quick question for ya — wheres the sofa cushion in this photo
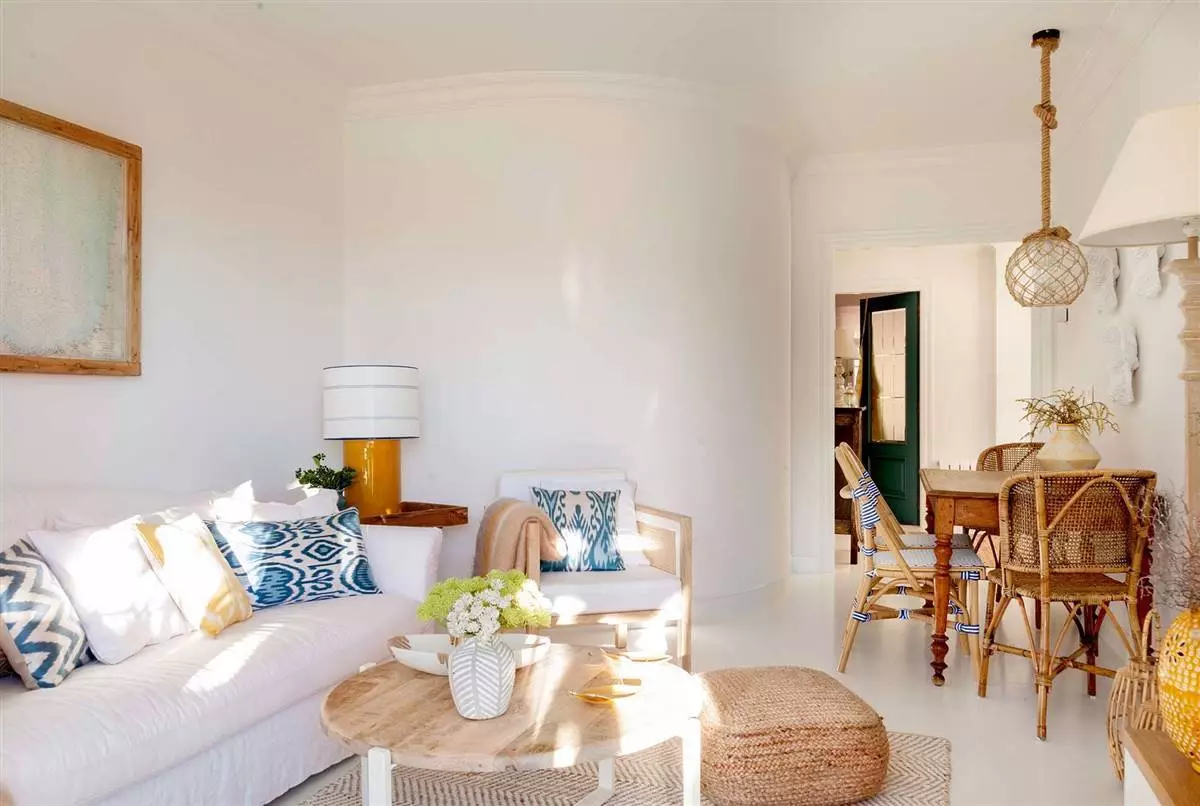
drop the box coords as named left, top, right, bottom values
left=28, top=519, right=191, bottom=664
left=497, top=470, right=648, bottom=566
left=0, top=539, right=91, bottom=689
left=207, top=509, right=380, bottom=610
left=0, top=592, right=420, bottom=806
left=136, top=517, right=253, bottom=637
left=539, top=565, right=682, bottom=617
left=533, top=488, right=625, bottom=573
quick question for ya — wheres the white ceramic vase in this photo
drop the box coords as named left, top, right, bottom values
left=1037, top=423, right=1101, bottom=471
left=448, top=636, right=516, bottom=720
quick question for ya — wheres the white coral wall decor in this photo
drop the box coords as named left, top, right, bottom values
left=1126, top=245, right=1165, bottom=299
left=1085, top=247, right=1120, bottom=314
left=1102, top=322, right=1140, bottom=405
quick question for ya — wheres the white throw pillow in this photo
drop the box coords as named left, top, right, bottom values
left=52, top=482, right=257, bottom=531
left=28, top=519, right=191, bottom=664
left=210, top=488, right=340, bottom=522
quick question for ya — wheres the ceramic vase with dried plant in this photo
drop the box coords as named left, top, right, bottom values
left=1018, top=388, right=1119, bottom=470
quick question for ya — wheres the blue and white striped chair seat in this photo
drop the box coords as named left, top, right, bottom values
left=895, top=532, right=974, bottom=550
left=871, top=547, right=987, bottom=571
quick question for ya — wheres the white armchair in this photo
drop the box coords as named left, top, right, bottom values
left=489, top=470, right=693, bottom=671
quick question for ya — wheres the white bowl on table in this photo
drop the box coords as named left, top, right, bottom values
left=388, top=633, right=551, bottom=676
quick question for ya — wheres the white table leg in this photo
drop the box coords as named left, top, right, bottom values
left=681, top=716, right=701, bottom=806
left=362, top=747, right=392, bottom=806
left=574, top=757, right=615, bottom=806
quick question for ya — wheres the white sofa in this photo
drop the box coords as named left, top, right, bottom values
left=0, top=485, right=442, bottom=806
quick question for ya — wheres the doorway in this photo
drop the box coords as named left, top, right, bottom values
left=860, top=292, right=921, bottom=524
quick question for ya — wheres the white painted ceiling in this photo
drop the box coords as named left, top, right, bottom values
left=199, top=0, right=1171, bottom=156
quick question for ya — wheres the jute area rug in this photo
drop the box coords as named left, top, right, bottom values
left=299, top=731, right=950, bottom=806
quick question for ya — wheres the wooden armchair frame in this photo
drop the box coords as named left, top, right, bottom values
left=521, top=504, right=693, bottom=672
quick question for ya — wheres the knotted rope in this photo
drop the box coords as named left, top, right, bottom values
left=1033, top=33, right=1059, bottom=234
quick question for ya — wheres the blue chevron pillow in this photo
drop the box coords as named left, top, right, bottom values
left=532, top=488, right=625, bottom=572
left=0, top=539, right=91, bottom=689
left=206, top=508, right=379, bottom=610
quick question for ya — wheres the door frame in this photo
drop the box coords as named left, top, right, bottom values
left=859, top=291, right=921, bottom=524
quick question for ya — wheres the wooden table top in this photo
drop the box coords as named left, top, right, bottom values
left=1123, top=728, right=1200, bottom=806
left=919, top=468, right=1015, bottom=498
left=321, top=644, right=699, bottom=773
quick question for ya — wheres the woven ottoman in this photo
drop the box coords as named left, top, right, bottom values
left=696, top=667, right=889, bottom=806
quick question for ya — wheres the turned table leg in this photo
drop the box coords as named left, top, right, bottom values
left=930, top=495, right=955, bottom=686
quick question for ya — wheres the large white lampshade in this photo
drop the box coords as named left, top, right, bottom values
left=322, top=365, right=420, bottom=440
left=1080, top=103, right=1200, bottom=247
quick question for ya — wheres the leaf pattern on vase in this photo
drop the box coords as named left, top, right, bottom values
left=531, top=488, right=624, bottom=572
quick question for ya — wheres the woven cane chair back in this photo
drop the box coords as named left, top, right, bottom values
left=998, top=470, right=1156, bottom=577
left=976, top=442, right=1043, bottom=472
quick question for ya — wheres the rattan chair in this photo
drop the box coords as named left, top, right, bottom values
left=835, top=443, right=986, bottom=675
left=973, top=442, right=1043, bottom=559
left=836, top=444, right=972, bottom=552
left=978, top=470, right=1156, bottom=740
left=976, top=442, right=1044, bottom=473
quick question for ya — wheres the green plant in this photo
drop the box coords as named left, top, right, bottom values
left=417, top=570, right=552, bottom=632
left=294, top=453, right=356, bottom=492
left=1019, top=387, right=1120, bottom=441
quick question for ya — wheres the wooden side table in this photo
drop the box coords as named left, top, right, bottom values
left=360, top=502, right=468, bottom=529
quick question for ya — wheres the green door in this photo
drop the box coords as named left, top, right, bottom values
left=860, top=292, right=920, bottom=524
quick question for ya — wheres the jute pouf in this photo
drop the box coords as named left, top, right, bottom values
left=697, top=667, right=889, bottom=806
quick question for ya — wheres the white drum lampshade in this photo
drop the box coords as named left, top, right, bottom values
left=323, top=365, right=420, bottom=440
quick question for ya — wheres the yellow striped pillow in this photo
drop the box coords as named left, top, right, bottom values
left=137, top=516, right=252, bottom=637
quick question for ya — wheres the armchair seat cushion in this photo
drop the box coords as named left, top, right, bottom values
left=540, top=565, right=682, bottom=618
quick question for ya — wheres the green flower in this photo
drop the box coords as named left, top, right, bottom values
left=417, top=570, right=551, bottom=629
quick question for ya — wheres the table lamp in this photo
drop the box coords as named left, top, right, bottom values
left=1080, top=102, right=1199, bottom=506
left=323, top=365, right=420, bottom=518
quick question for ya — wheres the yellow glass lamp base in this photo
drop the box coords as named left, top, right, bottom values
left=1158, top=609, right=1200, bottom=773
left=342, top=439, right=401, bottom=519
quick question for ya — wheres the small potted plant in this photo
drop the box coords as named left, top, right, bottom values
left=294, top=453, right=356, bottom=509
left=1018, top=387, right=1120, bottom=470
left=417, top=571, right=552, bottom=720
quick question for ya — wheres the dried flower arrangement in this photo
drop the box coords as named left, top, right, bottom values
left=1018, top=387, right=1120, bottom=441
left=1151, top=492, right=1200, bottom=612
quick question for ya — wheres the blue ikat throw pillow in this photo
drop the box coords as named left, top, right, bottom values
left=206, top=508, right=379, bottom=610
left=532, top=488, right=625, bottom=572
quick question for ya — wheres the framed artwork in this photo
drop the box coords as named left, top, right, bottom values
left=0, top=98, right=142, bottom=375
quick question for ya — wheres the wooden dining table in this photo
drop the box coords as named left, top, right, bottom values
left=918, top=467, right=1014, bottom=686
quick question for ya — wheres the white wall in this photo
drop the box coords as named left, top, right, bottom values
left=833, top=245, right=997, bottom=474
left=0, top=5, right=345, bottom=499
left=1051, top=245, right=1187, bottom=492
left=791, top=144, right=1032, bottom=570
left=342, top=78, right=792, bottom=597
left=993, top=242, right=1035, bottom=443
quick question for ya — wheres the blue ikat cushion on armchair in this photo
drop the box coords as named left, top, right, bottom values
left=531, top=488, right=625, bottom=572
left=206, top=508, right=379, bottom=610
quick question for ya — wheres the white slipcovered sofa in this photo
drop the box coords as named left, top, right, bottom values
left=0, top=485, right=442, bottom=806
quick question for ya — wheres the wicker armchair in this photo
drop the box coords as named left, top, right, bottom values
left=976, top=442, right=1044, bottom=473
left=834, top=444, right=985, bottom=675
left=978, top=470, right=1156, bottom=740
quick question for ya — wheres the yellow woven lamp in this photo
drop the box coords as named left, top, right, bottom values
left=1005, top=29, right=1088, bottom=308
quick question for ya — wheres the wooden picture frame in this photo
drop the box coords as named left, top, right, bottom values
left=0, top=98, right=142, bottom=376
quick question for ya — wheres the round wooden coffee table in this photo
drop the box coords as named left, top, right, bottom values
left=321, top=644, right=701, bottom=806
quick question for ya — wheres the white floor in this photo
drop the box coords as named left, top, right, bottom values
left=274, top=566, right=1127, bottom=806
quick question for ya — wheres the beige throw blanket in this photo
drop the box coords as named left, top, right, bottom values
left=473, top=498, right=563, bottom=581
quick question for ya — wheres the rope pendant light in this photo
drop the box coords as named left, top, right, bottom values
left=1005, top=28, right=1087, bottom=307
